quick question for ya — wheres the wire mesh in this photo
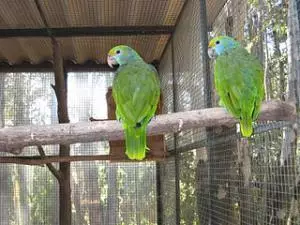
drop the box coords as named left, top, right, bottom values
left=0, top=72, right=157, bottom=225
left=158, top=0, right=300, bottom=225
left=0, top=0, right=299, bottom=224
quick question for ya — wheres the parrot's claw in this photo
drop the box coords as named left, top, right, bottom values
left=146, top=146, right=150, bottom=152
left=149, top=115, right=156, bottom=123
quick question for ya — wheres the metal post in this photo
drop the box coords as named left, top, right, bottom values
left=198, top=0, right=212, bottom=224
left=156, top=163, right=163, bottom=225
left=171, top=38, right=181, bottom=225
left=198, top=0, right=212, bottom=108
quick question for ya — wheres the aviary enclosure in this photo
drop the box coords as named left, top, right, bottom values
left=0, top=0, right=298, bottom=224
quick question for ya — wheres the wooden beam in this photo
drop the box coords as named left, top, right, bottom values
left=0, top=61, right=113, bottom=72
left=0, top=100, right=296, bottom=154
left=0, top=60, right=160, bottom=72
left=0, top=26, right=174, bottom=38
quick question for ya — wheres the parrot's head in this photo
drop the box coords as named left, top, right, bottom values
left=107, top=45, right=142, bottom=68
left=208, top=36, right=240, bottom=58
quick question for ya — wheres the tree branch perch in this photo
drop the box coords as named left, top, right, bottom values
left=0, top=100, right=295, bottom=154
left=0, top=154, right=165, bottom=165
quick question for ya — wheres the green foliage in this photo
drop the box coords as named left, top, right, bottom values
left=245, top=0, right=288, bottom=100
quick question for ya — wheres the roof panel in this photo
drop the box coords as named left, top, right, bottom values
left=207, top=0, right=227, bottom=28
left=0, top=0, right=44, bottom=28
left=0, top=38, right=52, bottom=64
left=0, top=35, right=169, bottom=65
left=0, top=0, right=227, bottom=66
left=58, top=35, right=170, bottom=64
left=40, top=0, right=186, bottom=27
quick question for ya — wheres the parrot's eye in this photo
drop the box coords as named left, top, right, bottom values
left=216, top=40, right=220, bottom=45
left=116, top=50, right=121, bottom=54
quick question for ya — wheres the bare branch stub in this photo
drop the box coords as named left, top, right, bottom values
left=37, top=145, right=61, bottom=180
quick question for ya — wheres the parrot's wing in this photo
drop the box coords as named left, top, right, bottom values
left=214, top=47, right=264, bottom=121
left=112, top=62, right=160, bottom=127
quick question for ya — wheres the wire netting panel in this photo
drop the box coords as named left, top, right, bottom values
left=172, top=0, right=206, bottom=149
left=72, top=161, right=157, bottom=225
left=159, top=43, right=175, bottom=151
left=158, top=157, right=177, bottom=225
left=158, top=0, right=300, bottom=225
left=0, top=0, right=299, bottom=225
left=0, top=72, right=158, bottom=225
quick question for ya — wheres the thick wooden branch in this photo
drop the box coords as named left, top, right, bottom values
left=0, top=100, right=295, bottom=154
left=0, top=154, right=165, bottom=165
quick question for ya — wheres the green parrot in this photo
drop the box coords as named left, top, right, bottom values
left=208, top=36, right=264, bottom=137
left=107, top=45, right=160, bottom=160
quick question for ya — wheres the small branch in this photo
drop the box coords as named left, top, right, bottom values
left=37, top=145, right=61, bottom=180
left=0, top=100, right=296, bottom=154
left=0, top=154, right=165, bottom=165
left=89, top=117, right=109, bottom=122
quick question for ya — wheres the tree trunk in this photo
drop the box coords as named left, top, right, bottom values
left=13, top=75, right=30, bottom=225
left=0, top=73, right=11, bottom=225
left=58, top=145, right=71, bottom=225
left=272, top=26, right=286, bottom=100
left=84, top=159, right=101, bottom=225
left=73, top=162, right=86, bottom=225
left=107, top=164, right=118, bottom=225
left=274, top=1, right=300, bottom=224
left=52, top=39, right=72, bottom=225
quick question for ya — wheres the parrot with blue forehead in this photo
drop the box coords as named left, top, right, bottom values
left=208, top=36, right=264, bottom=137
left=107, top=45, right=160, bottom=160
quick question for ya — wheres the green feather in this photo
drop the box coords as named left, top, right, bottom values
left=124, top=124, right=147, bottom=160
left=112, top=50, right=160, bottom=160
left=214, top=45, right=264, bottom=137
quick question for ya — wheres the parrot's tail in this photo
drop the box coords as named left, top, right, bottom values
left=124, top=125, right=147, bottom=160
left=240, top=117, right=253, bottom=137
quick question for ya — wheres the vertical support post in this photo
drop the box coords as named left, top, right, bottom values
left=197, top=0, right=212, bottom=224
left=171, top=38, right=181, bottom=225
left=199, top=0, right=212, bottom=108
left=156, top=163, right=163, bottom=225
left=52, top=39, right=72, bottom=225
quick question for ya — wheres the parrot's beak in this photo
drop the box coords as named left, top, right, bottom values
left=107, top=55, right=117, bottom=68
left=208, top=47, right=216, bottom=59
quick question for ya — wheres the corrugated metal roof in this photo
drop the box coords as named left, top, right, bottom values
left=39, top=0, right=185, bottom=27
left=58, top=35, right=170, bottom=64
left=0, top=0, right=226, bottom=66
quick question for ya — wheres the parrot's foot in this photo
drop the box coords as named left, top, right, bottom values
left=148, top=115, right=157, bottom=123
left=146, top=146, right=150, bottom=152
